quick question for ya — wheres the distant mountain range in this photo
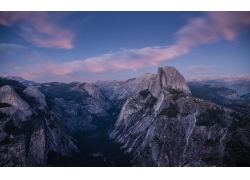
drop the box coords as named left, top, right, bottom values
left=188, top=76, right=250, bottom=85
left=1, top=68, right=250, bottom=166
left=5, top=75, right=39, bottom=87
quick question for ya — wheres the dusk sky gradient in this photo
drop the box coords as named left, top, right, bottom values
left=0, top=11, right=250, bottom=83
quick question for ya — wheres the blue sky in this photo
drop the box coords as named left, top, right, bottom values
left=0, top=11, right=250, bottom=83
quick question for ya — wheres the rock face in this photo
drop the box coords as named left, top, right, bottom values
left=110, top=67, right=250, bottom=167
left=0, top=80, right=78, bottom=167
left=1, top=66, right=250, bottom=167
left=97, top=67, right=190, bottom=108
left=23, top=86, right=47, bottom=110
left=51, top=98, right=95, bottom=133
left=149, top=66, right=191, bottom=97
left=69, top=82, right=111, bottom=116
left=96, top=73, right=155, bottom=108
left=0, top=85, right=32, bottom=119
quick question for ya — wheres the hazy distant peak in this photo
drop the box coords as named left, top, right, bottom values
left=5, top=75, right=39, bottom=87
left=6, top=75, right=25, bottom=82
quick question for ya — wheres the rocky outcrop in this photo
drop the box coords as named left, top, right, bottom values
left=149, top=66, right=191, bottom=97
left=51, top=98, right=95, bottom=133
left=23, top=86, right=47, bottom=110
left=97, top=67, right=190, bottom=107
left=96, top=73, right=156, bottom=108
left=0, top=85, right=32, bottom=120
left=69, top=82, right=111, bottom=116
left=2, top=67, right=250, bottom=167
left=0, top=80, right=79, bottom=167
left=110, top=67, right=250, bottom=167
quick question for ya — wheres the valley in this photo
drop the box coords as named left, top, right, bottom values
left=0, top=66, right=250, bottom=167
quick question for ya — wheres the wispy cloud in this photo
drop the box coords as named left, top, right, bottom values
left=2, top=12, right=250, bottom=82
left=186, top=65, right=217, bottom=74
left=0, top=12, right=75, bottom=49
left=59, top=12, right=250, bottom=73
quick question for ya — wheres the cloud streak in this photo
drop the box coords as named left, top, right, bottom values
left=2, top=12, right=250, bottom=82
left=0, top=12, right=75, bottom=49
left=59, top=12, right=250, bottom=74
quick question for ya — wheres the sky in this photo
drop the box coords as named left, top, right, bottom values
left=0, top=11, right=250, bottom=83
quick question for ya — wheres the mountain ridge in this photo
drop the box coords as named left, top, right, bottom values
left=110, top=66, right=250, bottom=167
left=1, top=66, right=250, bottom=166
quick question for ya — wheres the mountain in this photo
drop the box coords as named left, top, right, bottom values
left=5, top=75, right=39, bottom=87
left=241, top=93, right=250, bottom=102
left=0, top=79, right=78, bottom=166
left=0, top=78, right=132, bottom=167
left=188, top=83, right=250, bottom=116
left=1, top=67, right=250, bottom=167
left=217, top=76, right=250, bottom=84
left=188, top=76, right=250, bottom=96
left=149, top=66, right=191, bottom=97
left=96, top=73, right=156, bottom=108
left=189, top=76, right=250, bottom=85
left=230, top=84, right=250, bottom=96
left=110, top=66, right=250, bottom=166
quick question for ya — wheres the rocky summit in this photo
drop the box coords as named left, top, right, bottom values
left=0, top=66, right=250, bottom=167
left=110, top=66, right=250, bottom=167
left=149, top=66, right=191, bottom=97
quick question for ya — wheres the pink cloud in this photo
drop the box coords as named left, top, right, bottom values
left=2, top=12, right=250, bottom=81
left=0, top=12, right=75, bottom=49
left=60, top=12, right=250, bottom=73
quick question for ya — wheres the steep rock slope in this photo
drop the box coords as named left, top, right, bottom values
left=0, top=79, right=78, bottom=167
left=38, top=82, right=112, bottom=133
left=0, top=85, right=32, bottom=119
left=96, top=73, right=156, bottom=108
left=110, top=67, right=250, bottom=167
left=23, top=86, right=47, bottom=110
left=36, top=81, right=133, bottom=166
left=149, top=66, right=191, bottom=97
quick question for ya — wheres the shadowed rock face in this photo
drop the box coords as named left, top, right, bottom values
left=0, top=85, right=32, bottom=119
left=230, top=84, right=250, bottom=96
left=69, top=82, right=111, bottom=116
left=23, top=86, right=47, bottom=110
left=149, top=66, right=191, bottom=97
left=0, top=81, right=78, bottom=167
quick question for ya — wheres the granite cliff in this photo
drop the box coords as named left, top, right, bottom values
left=110, top=66, right=250, bottom=166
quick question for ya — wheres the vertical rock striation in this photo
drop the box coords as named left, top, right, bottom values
left=110, top=66, right=250, bottom=166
